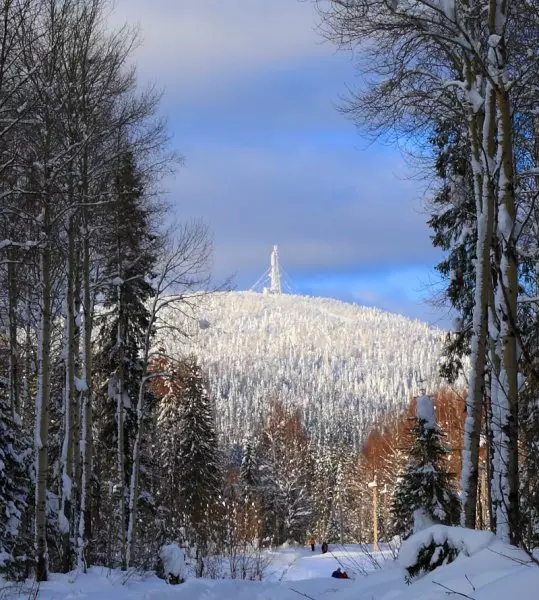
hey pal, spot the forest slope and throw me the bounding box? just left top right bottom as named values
left=166, top=292, right=446, bottom=449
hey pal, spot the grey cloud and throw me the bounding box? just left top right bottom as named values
left=165, top=142, right=437, bottom=280
left=110, top=0, right=329, bottom=89
left=107, top=0, right=444, bottom=321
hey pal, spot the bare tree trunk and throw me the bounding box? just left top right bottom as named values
left=7, top=245, right=20, bottom=418
left=460, top=77, right=496, bottom=528
left=35, top=208, right=52, bottom=582
left=60, top=211, right=77, bottom=573
left=493, top=80, right=519, bottom=544
left=126, top=378, right=145, bottom=566
left=484, top=373, right=496, bottom=531
left=117, top=289, right=127, bottom=570
left=77, top=226, right=93, bottom=571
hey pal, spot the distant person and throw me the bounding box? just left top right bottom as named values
left=331, top=568, right=350, bottom=579
left=321, top=541, right=328, bottom=554
left=308, top=535, right=316, bottom=552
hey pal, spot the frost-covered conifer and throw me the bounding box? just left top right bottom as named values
left=240, top=438, right=259, bottom=494
left=259, top=402, right=313, bottom=544
left=176, top=358, right=221, bottom=563
left=391, top=395, right=459, bottom=539
left=0, top=386, right=31, bottom=580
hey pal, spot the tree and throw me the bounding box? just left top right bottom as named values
left=318, top=0, right=539, bottom=542
left=391, top=395, right=459, bottom=539
left=0, top=379, right=31, bottom=580
left=240, top=437, right=259, bottom=495
left=176, top=357, right=221, bottom=575
left=126, top=222, right=211, bottom=566
left=258, top=401, right=313, bottom=545
left=93, top=148, right=158, bottom=569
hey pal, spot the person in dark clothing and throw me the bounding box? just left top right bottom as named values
left=321, top=541, right=328, bottom=554
left=331, top=568, right=350, bottom=579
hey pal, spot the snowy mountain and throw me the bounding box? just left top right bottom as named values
left=165, top=291, right=447, bottom=449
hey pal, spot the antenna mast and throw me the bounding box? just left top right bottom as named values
left=250, top=245, right=293, bottom=294
left=270, top=245, right=282, bottom=294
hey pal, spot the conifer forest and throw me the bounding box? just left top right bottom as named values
left=0, top=0, right=539, bottom=598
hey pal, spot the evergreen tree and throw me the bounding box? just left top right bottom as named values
left=152, top=359, right=188, bottom=542
left=93, top=149, right=158, bottom=568
left=258, top=402, right=312, bottom=545
left=391, top=395, right=459, bottom=539
left=96, top=150, right=157, bottom=404
left=240, top=438, right=259, bottom=494
left=176, top=358, right=221, bottom=568
left=0, top=383, right=31, bottom=580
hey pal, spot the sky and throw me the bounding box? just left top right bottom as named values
left=111, top=0, right=451, bottom=327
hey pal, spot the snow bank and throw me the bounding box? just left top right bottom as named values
left=398, top=524, right=495, bottom=569
left=159, top=543, right=185, bottom=581
left=8, top=540, right=539, bottom=600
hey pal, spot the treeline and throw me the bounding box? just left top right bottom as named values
left=320, top=0, right=539, bottom=545
left=0, top=0, right=211, bottom=582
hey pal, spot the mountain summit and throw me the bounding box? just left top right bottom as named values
left=169, top=291, right=445, bottom=449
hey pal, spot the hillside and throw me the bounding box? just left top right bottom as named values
left=165, top=291, right=447, bottom=449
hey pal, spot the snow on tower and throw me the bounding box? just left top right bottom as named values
left=269, top=245, right=282, bottom=294
left=250, top=245, right=293, bottom=294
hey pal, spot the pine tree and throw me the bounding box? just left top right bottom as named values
left=0, top=383, right=31, bottom=580
left=391, top=395, right=459, bottom=539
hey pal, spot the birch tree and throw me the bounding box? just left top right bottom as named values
left=126, top=222, right=211, bottom=566
left=319, top=0, right=538, bottom=542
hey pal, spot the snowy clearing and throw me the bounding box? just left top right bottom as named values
left=5, top=533, right=539, bottom=600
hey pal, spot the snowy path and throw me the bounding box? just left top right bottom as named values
left=265, top=543, right=389, bottom=582
left=9, top=538, right=539, bottom=600
left=26, top=545, right=380, bottom=600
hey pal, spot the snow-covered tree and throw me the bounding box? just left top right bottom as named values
left=320, top=0, right=539, bottom=544
left=391, top=395, right=459, bottom=539
left=258, top=401, right=313, bottom=545
left=0, top=382, right=31, bottom=580
left=176, top=358, right=221, bottom=573
left=240, top=438, right=259, bottom=495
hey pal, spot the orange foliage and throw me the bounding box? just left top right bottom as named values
left=360, top=388, right=467, bottom=485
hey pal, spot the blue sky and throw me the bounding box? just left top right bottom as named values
left=111, top=0, right=450, bottom=327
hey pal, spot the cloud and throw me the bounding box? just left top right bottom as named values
left=167, top=139, right=436, bottom=278
left=107, top=0, right=445, bottom=323
left=110, top=0, right=331, bottom=90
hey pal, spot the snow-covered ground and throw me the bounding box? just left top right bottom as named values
left=4, top=533, right=539, bottom=600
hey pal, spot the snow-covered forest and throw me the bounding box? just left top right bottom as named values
left=1, top=0, right=539, bottom=598
left=169, top=291, right=447, bottom=448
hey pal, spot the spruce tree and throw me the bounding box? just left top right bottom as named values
left=153, top=359, right=187, bottom=541
left=0, top=384, right=30, bottom=580
left=258, top=402, right=312, bottom=545
left=93, top=149, right=158, bottom=567
left=391, top=395, right=459, bottom=539
left=176, top=358, right=221, bottom=569
left=240, top=438, right=259, bottom=494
